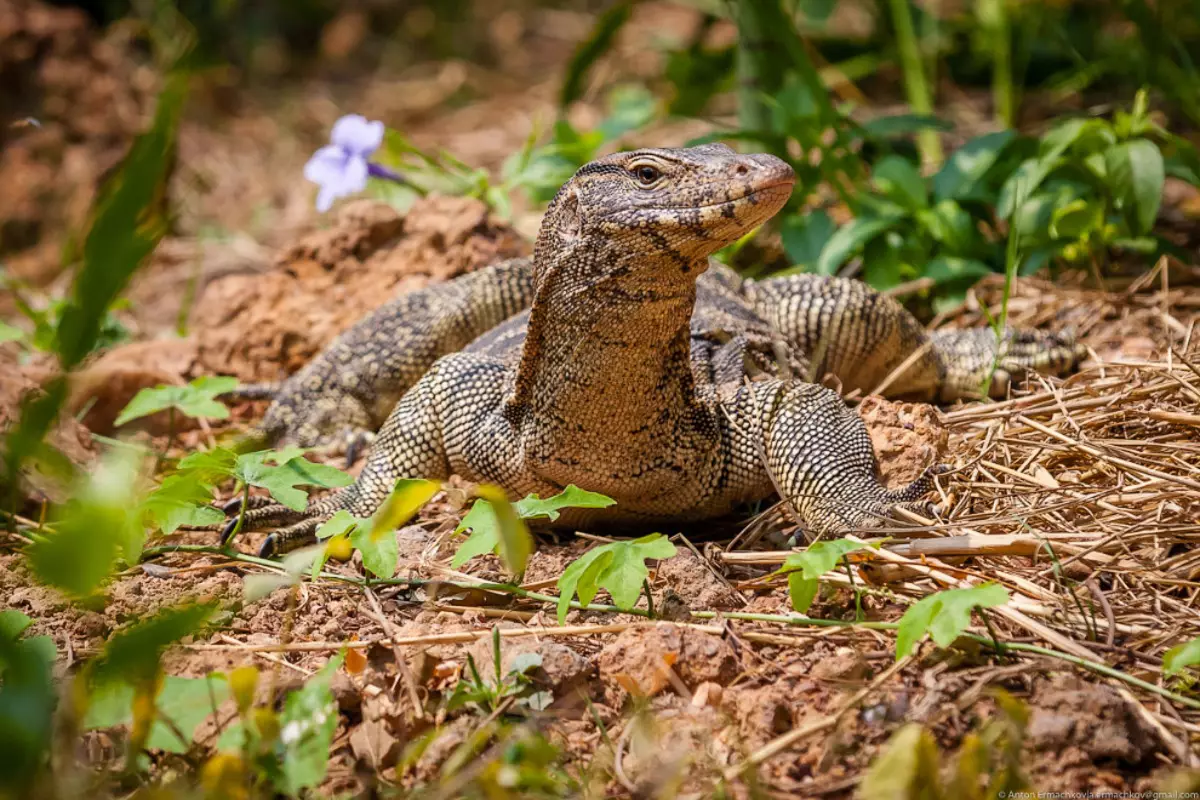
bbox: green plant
[555,533,676,623]
[1164,636,1200,678]
[857,689,1029,800]
[115,376,238,428]
[452,484,616,575]
[895,583,1010,660]
[448,629,553,716]
[773,537,880,614]
[310,477,441,579]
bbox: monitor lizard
[222,144,1084,556]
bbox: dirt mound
[192,196,528,382]
[0,0,155,287]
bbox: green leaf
[872,156,928,210]
[115,375,237,427]
[933,130,1016,202]
[92,602,218,686]
[277,653,345,795]
[84,674,230,754]
[1163,636,1200,675]
[142,473,222,535]
[454,485,614,570]
[451,500,502,569]
[233,450,353,512]
[780,210,835,268]
[57,72,187,369]
[857,723,943,800]
[859,113,952,140]
[1049,198,1103,240]
[555,534,676,624]
[916,200,976,253]
[0,610,33,641]
[514,485,616,521]
[26,448,146,597]
[776,538,879,614]
[367,478,439,539]
[815,217,897,276]
[351,522,399,579]
[0,321,24,345]
[0,617,57,791]
[895,583,1009,660]
[478,486,533,576]
[1106,139,1165,236]
[175,447,238,482]
[922,257,993,288]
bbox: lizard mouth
[609,182,795,217]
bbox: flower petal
[315,186,338,213]
[330,114,384,156]
[341,155,369,194]
[304,145,349,186]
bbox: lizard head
[537,143,795,275]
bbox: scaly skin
[223,145,1085,556]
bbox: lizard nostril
[735,164,749,176]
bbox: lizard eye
[634,164,661,185]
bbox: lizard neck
[506,245,708,497]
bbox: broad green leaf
[57,72,187,369]
[997,119,1097,219]
[277,653,345,795]
[1049,198,1103,240]
[451,501,503,568]
[1106,139,1165,235]
[872,156,928,211]
[0,321,24,345]
[0,618,57,792]
[26,449,146,597]
[932,130,1015,202]
[0,610,33,640]
[780,210,835,269]
[922,257,993,287]
[244,573,296,603]
[84,674,230,754]
[555,534,676,624]
[311,510,368,579]
[478,485,533,576]
[514,485,616,521]
[115,375,238,427]
[233,450,353,512]
[175,447,238,482]
[142,473,222,535]
[857,723,942,800]
[367,478,439,540]
[895,583,1010,660]
[351,523,399,579]
[92,602,218,686]
[859,113,952,140]
[776,538,879,613]
[916,200,976,253]
[1163,636,1200,675]
[815,217,897,276]
[454,485,615,569]
[555,548,614,624]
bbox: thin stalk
[886,0,943,166]
[979,0,1014,126]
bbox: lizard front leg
[752,381,942,535]
[243,257,534,452]
[224,360,454,557]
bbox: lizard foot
[220,503,307,546]
[805,464,948,534]
[258,517,328,559]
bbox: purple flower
[304,114,387,212]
